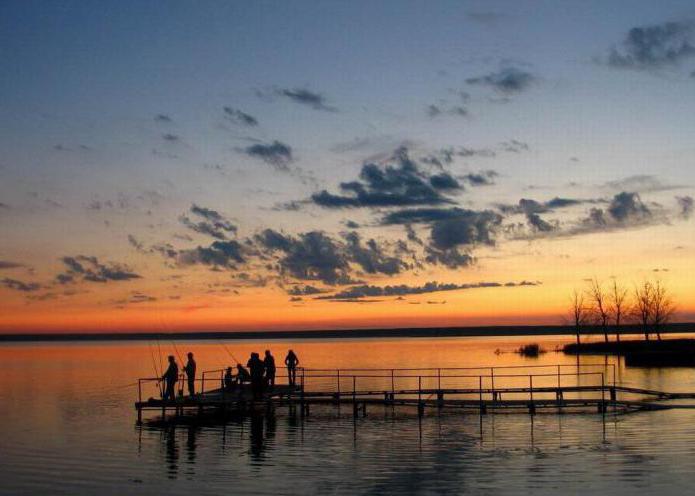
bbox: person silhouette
[285,350,299,386]
[184,352,196,396]
[236,363,251,384]
[224,366,235,392]
[162,355,179,401]
[247,352,265,400]
[264,350,276,388]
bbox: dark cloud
[179,204,237,240]
[424,247,474,269]
[56,256,141,284]
[430,211,502,250]
[154,114,172,123]
[498,197,588,215]
[429,172,461,190]
[1,278,40,292]
[116,292,157,305]
[607,191,651,222]
[317,280,540,301]
[676,195,694,219]
[0,202,10,209]
[244,141,293,170]
[604,21,695,70]
[345,220,360,229]
[0,261,24,270]
[162,133,180,142]
[526,212,556,232]
[177,240,245,268]
[463,170,498,186]
[256,229,349,285]
[287,285,326,296]
[223,107,258,126]
[311,147,460,209]
[343,232,405,276]
[573,192,652,234]
[277,88,337,112]
[466,67,537,94]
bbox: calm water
[2,335,695,495]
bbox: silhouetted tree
[588,278,610,343]
[633,281,653,341]
[609,279,628,344]
[570,289,588,346]
[650,280,675,341]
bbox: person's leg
[188,378,195,396]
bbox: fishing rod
[220,341,240,364]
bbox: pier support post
[528,402,536,415]
[418,401,425,417]
[610,387,616,401]
[437,391,444,409]
[137,407,142,424]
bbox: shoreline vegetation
[1,322,694,343]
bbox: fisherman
[264,350,276,388]
[236,363,251,384]
[224,366,235,391]
[162,355,179,401]
[184,352,196,396]
[247,352,265,400]
[285,350,299,387]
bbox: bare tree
[650,280,676,341]
[587,278,610,343]
[570,289,589,346]
[609,279,628,343]
[633,281,653,341]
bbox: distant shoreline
[0,323,693,342]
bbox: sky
[1,0,695,333]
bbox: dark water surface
[2,335,695,495]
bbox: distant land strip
[0,323,694,342]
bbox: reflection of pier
[134,364,695,422]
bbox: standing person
[162,355,179,401]
[264,350,276,388]
[224,367,235,392]
[184,352,196,396]
[285,350,299,387]
[247,352,265,400]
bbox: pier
[134,363,695,423]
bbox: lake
[2,334,695,495]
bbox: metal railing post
[437,368,441,390]
[391,369,395,394]
[557,365,561,389]
[490,367,495,396]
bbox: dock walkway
[134,363,695,422]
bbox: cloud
[179,204,237,240]
[317,280,540,301]
[604,21,695,70]
[243,141,293,170]
[311,147,460,209]
[116,292,157,305]
[56,256,141,284]
[277,88,337,112]
[177,240,246,268]
[676,195,694,219]
[256,229,350,285]
[0,202,10,209]
[466,67,537,94]
[462,170,498,186]
[154,114,172,123]
[1,278,40,292]
[498,197,589,215]
[604,174,684,193]
[343,231,405,276]
[223,107,258,126]
[287,285,326,296]
[424,247,474,269]
[162,133,180,142]
[526,212,556,232]
[430,211,502,250]
[0,261,24,270]
[127,235,145,252]
[427,104,469,118]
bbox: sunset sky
[2,1,695,333]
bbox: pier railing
[136,363,615,409]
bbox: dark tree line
[569,279,676,344]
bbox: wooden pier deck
[134,364,695,422]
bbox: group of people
[224,349,300,399]
[159,349,300,401]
